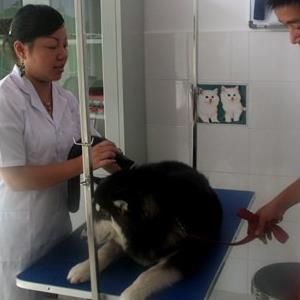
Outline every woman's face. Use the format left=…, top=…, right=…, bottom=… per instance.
left=20, top=26, right=68, bottom=83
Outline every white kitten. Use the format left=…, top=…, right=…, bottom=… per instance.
left=197, top=88, right=220, bottom=123
left=220, top=86, right=246, bottom=123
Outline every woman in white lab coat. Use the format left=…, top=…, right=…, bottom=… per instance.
left=0, top=5, right=119, bottom=300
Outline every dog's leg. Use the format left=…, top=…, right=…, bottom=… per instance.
left=120, top=260, right=182, bottom=300
left=97, top=239, right=123, bottom=272
left=67, top=239, right=123, bottom=284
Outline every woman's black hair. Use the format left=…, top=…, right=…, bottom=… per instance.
left=267, top=0, right=300, bottom=9
left=5, top=4, right=64, bottom=61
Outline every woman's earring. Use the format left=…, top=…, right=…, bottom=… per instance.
left=19, top=61, right=25, bottom=77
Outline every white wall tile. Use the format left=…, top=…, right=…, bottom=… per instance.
left=145, top=33, right=192, bottom=80
left=198, top=0, right=249, bottom=32
left=198, top=32, right=232, bottom=81
left=147, top=125, right=191, bottom=163
left=248, top=175, right=296, bottom=212
left=248, top=221, right=300, bottom=262
left=249, top=31, right=300, bottom=81
left=249, top=130, right=300, bottom=176
left=231, top=32, right=249, bottom=81
left=210, top=290, right=255, bottom=300
left=229, top=223, right=250, bottom=260
left=207, top=171, right=250, bottom=191
left=214, top=257, right=249, bottom=293
left=145, top=79, right=190, bottom=126
left=248, top=82, right=300, bottom=130
left=145, top=0, right=250, bottom=33
left=197, top=125, right=249, bottom=173
left=283, top=198, right=300, bottom=222
left=144, top=0, right=193, bottom=33
left=281, top=221, right=300, bottom=260
left=198, top=32, right=249, bottom=81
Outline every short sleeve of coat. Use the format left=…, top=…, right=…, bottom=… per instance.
left=0, top=80, right=26, bottom=167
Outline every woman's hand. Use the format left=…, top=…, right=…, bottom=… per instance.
left=254, top=178, right=300, bottom=243
left=91, top=139, right=120, bottom=170
left=255, top=200, right=285, bottom=242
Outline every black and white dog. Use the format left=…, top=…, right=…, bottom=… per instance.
left=67, top=161, right=223, bottom=300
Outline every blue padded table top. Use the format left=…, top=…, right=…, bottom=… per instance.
left=17, top=189, right=254, bottom=300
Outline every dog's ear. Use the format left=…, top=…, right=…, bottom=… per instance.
left=113, top=200, right=129, bottom=214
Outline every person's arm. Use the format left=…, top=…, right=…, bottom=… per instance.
left=1, top=158, right=82, bottom=190
left=255, top=178, right=300, bottom=236
left=0, top=139, right=118, bottom=191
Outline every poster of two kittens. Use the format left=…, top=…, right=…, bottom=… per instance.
left=197, top=84, right=247, bottom=124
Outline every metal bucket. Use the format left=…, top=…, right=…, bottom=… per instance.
left=251, top=263, right=300, bottom=300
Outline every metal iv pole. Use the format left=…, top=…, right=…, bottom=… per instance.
left=74, top=1, right=100, bottom=300
left=191, top=0, right=199, bottom=169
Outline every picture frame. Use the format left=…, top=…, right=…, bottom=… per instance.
left=197, top=84, right=247, bottom=125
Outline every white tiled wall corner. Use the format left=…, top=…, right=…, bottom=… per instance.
left=145, top=79, right=190, bottom=126
left=144, top=0, right=300, bottom=296
left=146, top=125, right=191, bottom=164
left=145, top=32, right=192, bottom=80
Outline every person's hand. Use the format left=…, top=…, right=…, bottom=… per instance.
left=254, top=200, right=285, bottom=243
left=91, top=139, right=119, bottom=170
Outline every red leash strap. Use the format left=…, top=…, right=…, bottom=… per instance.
left=229, top=208, right=289, bottom=246
left=183, top=208, right=289, bottom=246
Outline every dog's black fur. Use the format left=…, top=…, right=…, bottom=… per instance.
left=67, top=161, right=223, bottom=300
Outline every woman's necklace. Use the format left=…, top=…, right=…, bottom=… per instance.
left=32, top=81, right=53, bottom=117
left=43, top=98, right=53, bottom=117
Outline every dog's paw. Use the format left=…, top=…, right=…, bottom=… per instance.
left=67, top=261, right=90, bottom=284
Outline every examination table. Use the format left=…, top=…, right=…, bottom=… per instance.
left=16, top=189, right=254, bottom=300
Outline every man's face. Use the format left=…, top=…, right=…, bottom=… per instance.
left=275, top=4, right=300, bottom=45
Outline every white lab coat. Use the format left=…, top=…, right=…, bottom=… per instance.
left=0, top=66, right=81, bottom=300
